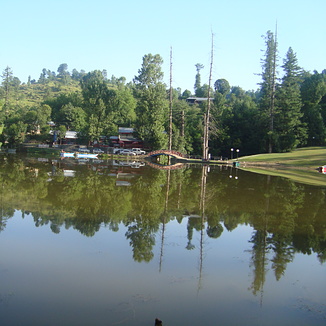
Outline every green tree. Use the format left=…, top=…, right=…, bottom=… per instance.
left=84, top=102, right=106, bottom=144
left=300, top=71, right=326, bottom=145
left=37, top=104, right=52, bottom=128
left=38, top=69, right=47, bottom=84
left=24, top=104, right=51, bottom=135
left=214, top=79, right=230, bottom=95
left=57, top=63, right=70, bottom=84
left=194, top=63, right=204, bottom=97
left=12, top=77, right=21, bottom=93
left=1, top=66, right=14, bottom=109
left=45, top=92, right=83, bottom=124
left=213, top=86, right=262, bottom=156
left=80, top=70, right=108, bottom=108
left=24, top=110, right=39, bottom=134
left=46, top=69, right=56, bottom=81
left=259, top=30, right=278, bottom=153
left=107, top=86, right=136, bottom=127
left=57, top=125, right=67, bottom=144
left=184, top=105, right=203, bottom=154
left=6, top=120, right=27, bottom=146
left=209, top=85, right=230, bottom=155
left=274, top=47, right=306, bottom=151
left=133, top=54, right=168, bottom=149
left=59, top=103, right=86, bottom=131
left=108, top=75, right=126, bottom=86
left=181, top=89, right=192, bottom=99
left=71, top=69, right=86, bottom=81
left=80, top=71, right=113, bottom=143
left=171, top=99, right=191, bottom=152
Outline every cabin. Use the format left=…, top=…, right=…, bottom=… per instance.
left=64, top=131, right=78, bottom=144
left=50, top=130, right=78, bottom=144
left=109, top=127, right=143, bottom=148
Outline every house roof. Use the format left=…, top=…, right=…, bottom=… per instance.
left=186, top=97, right=214, bottom=102
left=118, top=127, right=134, bottom=134
left=110, top=136, right=140, bottom=142
left=65, top=131, right=78, bottom=139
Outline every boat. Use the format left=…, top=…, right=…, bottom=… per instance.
left=76, top=153, right=98, bottom=159
left=60, top=152, right=98, bottom=159
left=318, top=165, right=326, bottom=173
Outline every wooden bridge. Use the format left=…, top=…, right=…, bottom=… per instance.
left=146, top=150, right=184, bottom=159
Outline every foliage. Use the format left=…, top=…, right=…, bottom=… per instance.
left=133, top=54, right=168, bottom=149
left=300, top=71, right=326, bottom=145
left=259, top=30, right=278, bottom=153
left=0, top=156, right=325, bottom=269
left=214, top=78, right=230, bottom=95
left=194, top=63, right=204, bottom=96
left=57, top=125, right=67, bottom=144
left=6, top=120, right=27, bottom=146
left=274, top=47, right=307, bottom=151
left=0, top=39, right=325, bottom=154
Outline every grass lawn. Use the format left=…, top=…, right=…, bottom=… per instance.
left=237, top=147, right=326, bottom=186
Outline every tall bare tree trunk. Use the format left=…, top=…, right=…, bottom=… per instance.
left=269, top=23, right=278, bottom=153
left=203, top=33, right=214, bottom=160
left=169, top=47, right=173, bottom=151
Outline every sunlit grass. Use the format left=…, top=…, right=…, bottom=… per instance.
left=239, top=147, right=326, bottom=167
left=237, top=147, right=326, bottom=186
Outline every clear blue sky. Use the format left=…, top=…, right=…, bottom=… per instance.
left=1, top=0, right=325, bottom=92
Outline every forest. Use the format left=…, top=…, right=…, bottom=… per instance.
left=0, top=30, right=325, bottom=157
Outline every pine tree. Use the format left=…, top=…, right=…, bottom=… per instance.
left=1, top=66, right=14, bottom=109
left=300, top=71, right=326, bottom=145
left=275, top=47, right=306, bottom=151
left=194, top=63, right=204, bottom=97
left=259, top=30, right=278, bottom=153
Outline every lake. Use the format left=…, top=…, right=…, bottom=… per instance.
left=0, top=154, right=325, bottom=325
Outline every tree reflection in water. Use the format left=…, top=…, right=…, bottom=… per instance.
left=0, top=155, right=325, bottom=292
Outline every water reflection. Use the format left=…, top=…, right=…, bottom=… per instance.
left=0, top=154, right=325, bottom=324
left=1, top=155, right=325, bottom=261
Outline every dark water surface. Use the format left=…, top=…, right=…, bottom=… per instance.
left=0, top=155, right=325, bottom=325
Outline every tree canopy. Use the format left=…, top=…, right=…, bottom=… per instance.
left=0, top=39, right=325, bottom=155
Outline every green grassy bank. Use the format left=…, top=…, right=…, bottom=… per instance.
left=237, top=147, right=326, bottom=186
left=21, top=145, right=326, bottom=187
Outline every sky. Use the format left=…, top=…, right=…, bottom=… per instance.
left=0, top=0, right=325, bottom=92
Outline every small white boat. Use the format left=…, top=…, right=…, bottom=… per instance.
left=60, top=152, right=98, bottom=159
left=76, top=153, right=98, bottom=159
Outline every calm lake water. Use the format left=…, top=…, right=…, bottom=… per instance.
left=0, top=154, right=325, bottom=326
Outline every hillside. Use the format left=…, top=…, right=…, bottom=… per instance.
left=16, top=81, right=81, bottom=107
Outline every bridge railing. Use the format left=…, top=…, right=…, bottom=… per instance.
left=147, top=150, right=184, bottom=158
